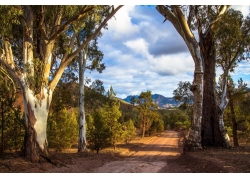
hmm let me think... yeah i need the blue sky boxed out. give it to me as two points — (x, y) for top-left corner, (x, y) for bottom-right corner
(8, 2), (249, 99)
(83, 4), (250, 99)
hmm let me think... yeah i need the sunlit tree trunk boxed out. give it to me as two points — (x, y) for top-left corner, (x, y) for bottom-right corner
(0, 5), (122, 162)
(156, 5), (204, 149)
(78, 48), (88, 152)
(22, 86), (52, 162)
(156, 5), (231, 149)
(217, 76), (231, 147)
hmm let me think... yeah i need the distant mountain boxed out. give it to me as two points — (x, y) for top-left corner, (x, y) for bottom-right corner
(122, 94), (180, 109)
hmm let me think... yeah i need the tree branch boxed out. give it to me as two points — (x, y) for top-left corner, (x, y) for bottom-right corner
(49, 5), (123, 91)
(203, 5), (231, 38)
(49, 5), (95, 41)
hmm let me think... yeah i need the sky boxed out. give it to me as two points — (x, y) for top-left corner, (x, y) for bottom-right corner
(6, 2), (250, 99)
(82, 4), (250, 99)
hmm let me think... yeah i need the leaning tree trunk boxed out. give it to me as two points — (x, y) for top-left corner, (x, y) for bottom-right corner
(78, 49), (87, 152)
(156, 5), (204, 149)
(217, 76), (231, 147)
(22, 85), (53, 162)
(200, 32), (230, 147)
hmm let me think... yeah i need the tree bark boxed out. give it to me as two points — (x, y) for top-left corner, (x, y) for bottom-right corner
(217, 76), (231, 147)
(200, 31), (230, 147)
(187, 69), (203, 149)
(22, 86), (52, 162)
(78, 49), (87, 153)
(0, 5), (123, 162)
(156, 5), (231, 149)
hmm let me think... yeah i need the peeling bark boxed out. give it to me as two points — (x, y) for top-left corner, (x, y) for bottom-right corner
(22, 86), (52, 162)
(0, 5), (122, 162)
(156, 5), (204, 149)
(218, 76), (231, 147)
(156, 5), (231, 149)
(187, 70), (203, 149)
(78, 49), (87, 152)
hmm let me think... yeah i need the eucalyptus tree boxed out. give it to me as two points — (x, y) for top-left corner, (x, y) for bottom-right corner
(135, 90), (158, 138)
(173, 81), (193, 110)
(214, 9), (250, 147)
(77, 39), (104, 152)
(156, 5), (231, 148)
(0, 5), (122, 162)
(74, 9), (107, 152)
(227, 78), (248, 146)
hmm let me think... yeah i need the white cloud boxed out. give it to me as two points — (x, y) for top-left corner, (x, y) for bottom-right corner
(124, 38), (148, 55)
(106, 5), (140, 40)
(87, 5), (250, 99)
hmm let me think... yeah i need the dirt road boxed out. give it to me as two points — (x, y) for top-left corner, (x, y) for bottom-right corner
(94, 130), (181, 173)
(46, 130), (182, 173)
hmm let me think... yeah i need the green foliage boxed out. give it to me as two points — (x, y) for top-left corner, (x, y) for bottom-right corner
(101, 87), (123, 149)
(86, 87), (125, 152)
(149, 117), (164, 136)
(47, 108), (78, 151)
(162, 110), (191, 130)
(85, 79), (107, 112)
(123, 119), (136, 144)
(173, 81), (193, 107)
(24, 58), (45, 94)
(0, 6), (22, 38)
(225, 126), (233, 137)
(134, 90), (158, 137)
(0, 107), (24, 153)
(214, 8), (249, 71)
(86, 111), (110, 153)
(0, 68), (24, 154)
(223, 78), (250, 143)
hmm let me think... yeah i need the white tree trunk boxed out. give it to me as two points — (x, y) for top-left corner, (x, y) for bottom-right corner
(218, 76), (231, 147)
(78, 49), (87, 152)
(21, 78), (53, 162)
(156, 5), (204, 149)
(186, 47), (203, 150)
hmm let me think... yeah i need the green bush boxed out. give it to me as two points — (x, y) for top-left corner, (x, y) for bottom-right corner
(86, 111), (110, 153)
(123, 119), (136, 143)
(47, 108), (78, 151)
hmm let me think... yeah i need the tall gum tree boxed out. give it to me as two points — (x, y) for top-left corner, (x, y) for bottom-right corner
(156, 5), (231, 148)
(77, 42), (104, 152)
(0, 5), (123, 162)
(214, 9), (250, 147)
(76, 18), (105, 152)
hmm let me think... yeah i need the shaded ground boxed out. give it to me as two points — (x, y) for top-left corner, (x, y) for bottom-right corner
(0, 130), (250, 173)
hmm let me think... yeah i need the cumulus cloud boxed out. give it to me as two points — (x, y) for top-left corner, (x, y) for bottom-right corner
(105, 5), (140, 40)
(148, 53), (194, 76)
(124, 38), (149, 55)
(86, 5), (250, 98)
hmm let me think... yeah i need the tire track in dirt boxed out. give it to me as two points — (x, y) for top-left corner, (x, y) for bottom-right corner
(93, 130), (181, 173)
